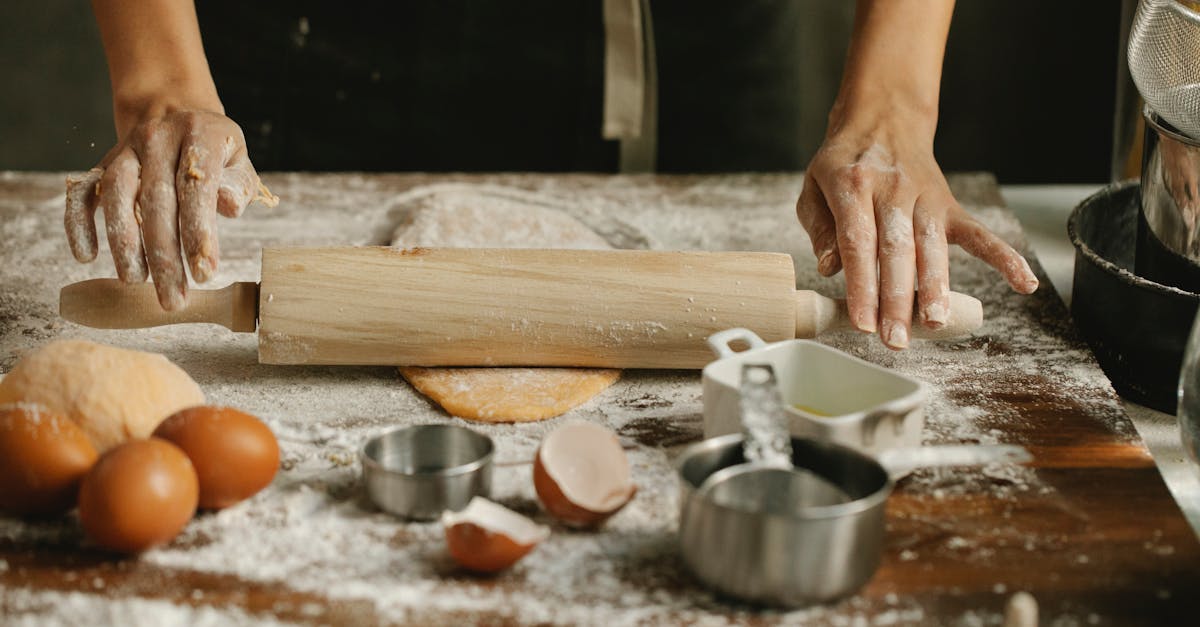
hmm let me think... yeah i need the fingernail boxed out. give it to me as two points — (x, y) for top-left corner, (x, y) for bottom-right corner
(922, 302), (948, 328)
(856, 306), (878, 334)
(161, 288), (186, 312)
(1016, 258), (1039, 293)
(883, 320), (909, 349)
(817, 249), (835, 274)
(191, 255), (214, 283)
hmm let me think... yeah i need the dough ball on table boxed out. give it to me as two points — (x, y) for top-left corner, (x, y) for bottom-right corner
(0, 340), (204, 452)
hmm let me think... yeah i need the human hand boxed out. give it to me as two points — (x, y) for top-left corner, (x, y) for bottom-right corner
(797, 119), (1038, 350)
(65, 110), (277, 311)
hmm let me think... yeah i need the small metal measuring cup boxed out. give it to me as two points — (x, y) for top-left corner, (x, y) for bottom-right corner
(676, 434), (1031, 606)
(361, 424), (494, 520)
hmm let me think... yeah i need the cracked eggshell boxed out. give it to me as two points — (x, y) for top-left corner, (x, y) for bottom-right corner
(442, 497), (550, 573)
(532, 420), (637, 528)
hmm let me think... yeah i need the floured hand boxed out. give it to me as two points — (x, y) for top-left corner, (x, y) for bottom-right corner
(65, 110), (277, 311)
(797, 122), (1038, 350)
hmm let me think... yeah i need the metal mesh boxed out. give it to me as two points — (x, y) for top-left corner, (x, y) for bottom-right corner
(1129, 0), (1200, 139)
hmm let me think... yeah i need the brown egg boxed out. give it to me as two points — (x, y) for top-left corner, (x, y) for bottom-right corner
(0, 403), (99, 516)
(153, 405), (279, 509)
(78, 438), (198, 553)
(442, 497), (549, 573)
(533, 421), (636, 528)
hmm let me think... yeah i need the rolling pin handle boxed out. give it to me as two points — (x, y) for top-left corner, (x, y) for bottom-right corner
(794, 289), (984, 340)
(58, 279), (259, 332)
(794, 290), (840, 338)
(934, 292), (985, 340)
(706, 328), (767, 359)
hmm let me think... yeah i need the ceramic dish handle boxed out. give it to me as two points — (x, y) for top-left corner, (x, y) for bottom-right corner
(706, 328), (768, 359)
(878, 444), (1032, 479)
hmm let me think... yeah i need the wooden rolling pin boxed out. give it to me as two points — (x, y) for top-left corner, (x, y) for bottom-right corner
(59, 247), (983, 368)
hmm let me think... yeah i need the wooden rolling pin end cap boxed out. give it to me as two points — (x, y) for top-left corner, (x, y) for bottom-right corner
(794, 290), (840, 338)
(920, 292), (983, 340)
(794, 290), (984, 340)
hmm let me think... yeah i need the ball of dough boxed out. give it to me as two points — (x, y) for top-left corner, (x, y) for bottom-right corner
(0, 340), (205, 452)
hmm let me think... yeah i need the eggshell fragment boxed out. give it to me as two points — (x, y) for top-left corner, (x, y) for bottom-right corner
(443, 497), (550, 573)
(78, 438), (199, 553)
(153, 405), (280, 510)
(533, 420), (636, 528)
(0, 403), (98, 516)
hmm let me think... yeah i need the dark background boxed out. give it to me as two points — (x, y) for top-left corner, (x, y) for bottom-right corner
(0, 1), (1124, 183)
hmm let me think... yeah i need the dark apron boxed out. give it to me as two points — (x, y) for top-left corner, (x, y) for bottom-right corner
(197, 1), (832, 173)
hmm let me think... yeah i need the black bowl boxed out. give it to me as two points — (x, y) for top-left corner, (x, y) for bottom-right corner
(1068, 182), (1200, 412)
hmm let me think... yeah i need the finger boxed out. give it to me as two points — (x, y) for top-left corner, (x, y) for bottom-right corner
(177, 139), (225, 283)
(914, 204), (950, 329)
(134, 127), (187, 310)
(796, 175), (843, 276)
(827, 181), (879, 333)
(98, 149), (147, 282)
(948, 216), (1039, 294)
(64, 168), (103, 262)
(218, 152), (261, 218)
(876, 203), (916, 350)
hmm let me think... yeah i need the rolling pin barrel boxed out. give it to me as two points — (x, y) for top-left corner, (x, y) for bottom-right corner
(257, 248), (983, 368)
(258, 248), (801, 368)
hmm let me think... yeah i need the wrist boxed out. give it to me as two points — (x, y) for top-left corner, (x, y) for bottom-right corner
(112, 80), (223, 139)
(826, 89), (939, 145)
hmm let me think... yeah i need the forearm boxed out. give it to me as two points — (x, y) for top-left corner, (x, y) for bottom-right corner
(91, 0), (222, 138)
(830, 0), (955, 138)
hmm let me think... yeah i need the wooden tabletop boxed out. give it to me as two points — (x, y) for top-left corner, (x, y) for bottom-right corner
(0, 172), (1197, 625)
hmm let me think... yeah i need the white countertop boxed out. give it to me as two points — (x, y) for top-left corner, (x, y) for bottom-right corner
(1002, 184), (1200, 538)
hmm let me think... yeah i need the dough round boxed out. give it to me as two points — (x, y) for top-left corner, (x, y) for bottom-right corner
(390, 192), (612, 250)
(391, 185), (621, 423)
(400, 367), (621, 423)
(0, 340), (205, 452)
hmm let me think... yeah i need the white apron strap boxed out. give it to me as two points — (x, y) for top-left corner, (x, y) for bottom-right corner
(603, 0), (658, 172)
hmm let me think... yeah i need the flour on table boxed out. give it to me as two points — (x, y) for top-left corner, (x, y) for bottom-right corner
(390, 185), (624, 423)
(0, 173), (1154, 625)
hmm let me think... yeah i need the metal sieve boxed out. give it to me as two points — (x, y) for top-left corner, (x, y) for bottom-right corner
(1129, 0), (1200, 140)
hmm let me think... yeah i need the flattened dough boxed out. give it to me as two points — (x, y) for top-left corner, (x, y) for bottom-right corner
(391, 187), (621, 423)
(398, 367), (622, 423)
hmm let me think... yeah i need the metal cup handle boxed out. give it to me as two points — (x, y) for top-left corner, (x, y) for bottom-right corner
(878, 444), (1032, 479)
(706, 328), (767, 359)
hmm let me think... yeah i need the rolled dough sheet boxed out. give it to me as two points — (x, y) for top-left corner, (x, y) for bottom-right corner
(390, 186), (622, 423)
(398, 367), (622, 423)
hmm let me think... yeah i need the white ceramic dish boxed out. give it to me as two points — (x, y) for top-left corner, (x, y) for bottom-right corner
(701, 328), (928, 456)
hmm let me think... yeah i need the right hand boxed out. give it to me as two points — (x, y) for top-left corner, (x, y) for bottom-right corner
(65, 109), (276, 311)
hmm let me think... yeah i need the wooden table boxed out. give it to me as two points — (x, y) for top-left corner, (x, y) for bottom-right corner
(1, 172), (1197, 625)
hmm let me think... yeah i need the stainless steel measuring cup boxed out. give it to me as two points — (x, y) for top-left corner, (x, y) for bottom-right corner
(676, 434), (1031, 606)
(361, 424), (494, 520)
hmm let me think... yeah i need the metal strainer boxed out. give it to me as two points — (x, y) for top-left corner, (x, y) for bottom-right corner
(1129, 0), (1200, 140)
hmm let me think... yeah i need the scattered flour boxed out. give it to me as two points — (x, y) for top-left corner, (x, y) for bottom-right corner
(0, 172), (1154, 624)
